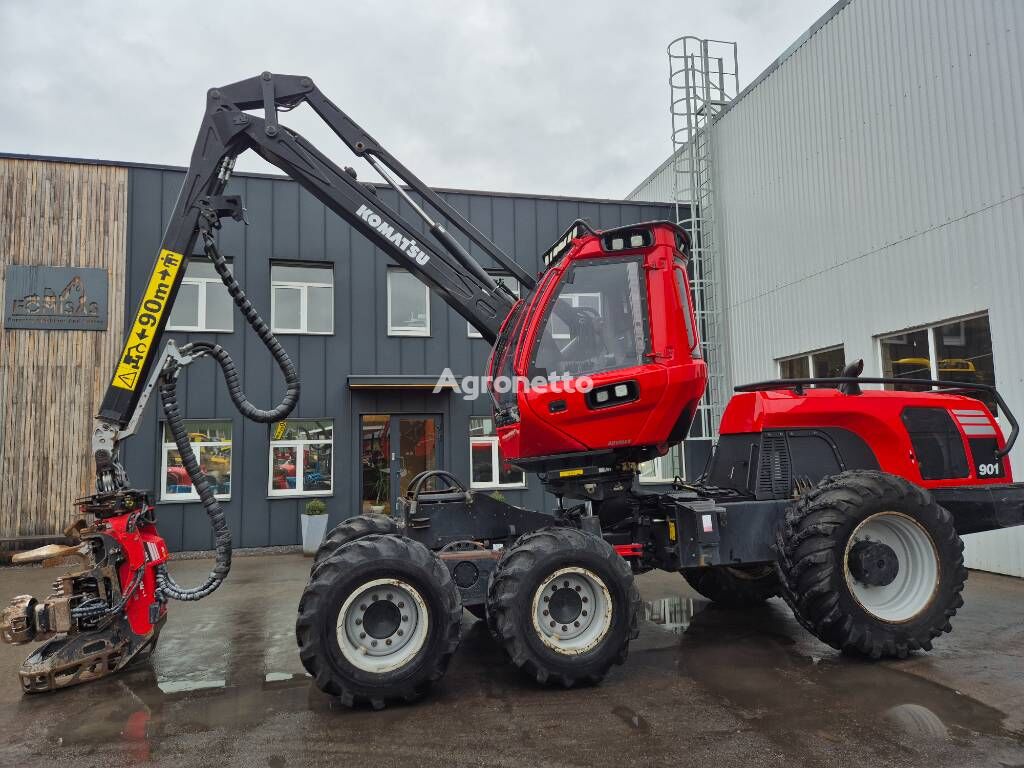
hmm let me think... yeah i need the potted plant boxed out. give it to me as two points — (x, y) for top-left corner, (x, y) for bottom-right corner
(369, 463), (389, 514)
(301, 499), (329, 556)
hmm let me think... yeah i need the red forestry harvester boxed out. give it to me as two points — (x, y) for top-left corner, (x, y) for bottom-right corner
(3, 74), (1022, 706)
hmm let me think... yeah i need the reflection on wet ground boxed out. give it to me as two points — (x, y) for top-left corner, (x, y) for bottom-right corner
(0, 555), (1022, 768)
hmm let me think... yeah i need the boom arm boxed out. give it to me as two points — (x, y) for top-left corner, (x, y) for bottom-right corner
(94, 72), (532, 484)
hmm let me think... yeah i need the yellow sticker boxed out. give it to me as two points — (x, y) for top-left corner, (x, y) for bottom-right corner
(558, 468), (584, 478)
(273, 421), (288, 440)
(667, 520), (677, 542)
(111, 249), (185, 391)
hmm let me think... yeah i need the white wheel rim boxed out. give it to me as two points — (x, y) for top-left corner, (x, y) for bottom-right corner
(844, 512), (940, 623)
(531, 567), (613, 655)
(336, 578), (429, 673)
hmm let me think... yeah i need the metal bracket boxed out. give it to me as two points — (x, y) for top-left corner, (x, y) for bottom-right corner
(92, 341), (198, 491)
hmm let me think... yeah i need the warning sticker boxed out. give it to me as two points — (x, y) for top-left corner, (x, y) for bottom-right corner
(111, 249), (184, 391)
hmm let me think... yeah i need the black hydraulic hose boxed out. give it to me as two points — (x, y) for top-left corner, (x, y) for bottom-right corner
(154, 231), (300, 601)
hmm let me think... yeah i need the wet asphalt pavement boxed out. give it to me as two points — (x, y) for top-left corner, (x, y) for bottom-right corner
(0, 554), (1022, 768)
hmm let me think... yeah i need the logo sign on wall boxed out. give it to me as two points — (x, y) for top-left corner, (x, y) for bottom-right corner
(4, 266), (108, 331)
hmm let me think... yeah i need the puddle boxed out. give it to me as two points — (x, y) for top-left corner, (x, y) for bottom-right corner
(638, 594), (1022, 751)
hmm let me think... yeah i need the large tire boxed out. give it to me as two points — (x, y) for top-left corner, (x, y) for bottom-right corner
(777, 470), (966, 659)
(682, 565), (780, 607)
(486, 527), (640, 687)
(296, 534), (462, 708)
(311, 514), (398, 573)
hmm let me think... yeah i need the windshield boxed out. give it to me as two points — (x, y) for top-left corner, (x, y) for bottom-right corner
(530, 257), (649, 378)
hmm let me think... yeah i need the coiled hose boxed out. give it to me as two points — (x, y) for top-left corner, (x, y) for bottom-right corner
(154, 231), (300, 601)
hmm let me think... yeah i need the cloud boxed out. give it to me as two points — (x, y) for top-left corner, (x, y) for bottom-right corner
(0, 0), (834, 198)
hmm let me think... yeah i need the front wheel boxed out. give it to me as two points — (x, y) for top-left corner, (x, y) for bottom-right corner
(296, 534), (462, 708)
(487, 527), (640, 687)
(777, 470), (966, 659)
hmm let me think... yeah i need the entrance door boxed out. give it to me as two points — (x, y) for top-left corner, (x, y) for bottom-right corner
(359, 414), (442, 515)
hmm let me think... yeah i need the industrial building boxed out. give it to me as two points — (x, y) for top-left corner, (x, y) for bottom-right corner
(0, 154), (675, 551)
(629, 0), (1024, 576)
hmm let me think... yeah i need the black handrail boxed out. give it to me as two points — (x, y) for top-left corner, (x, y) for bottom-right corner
(733, 376), (1018, 459)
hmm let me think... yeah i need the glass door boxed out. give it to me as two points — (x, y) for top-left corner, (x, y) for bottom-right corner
(360, 414), (442, 516)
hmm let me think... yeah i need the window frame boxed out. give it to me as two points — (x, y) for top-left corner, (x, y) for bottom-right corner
(638, 444), (684, 484)
(551, 292), (603, 340)
(469, 417), (526, 490)
(270, 263), (334, 335)
(268, 420), (335, 498)
(166, 261), (234, 333)
(876, 312), (995, 400)
(387, 268), (431, 337)
(468, 275), (520, 338)
(777, 345), (845, 384)
(159, 420), (233, 503)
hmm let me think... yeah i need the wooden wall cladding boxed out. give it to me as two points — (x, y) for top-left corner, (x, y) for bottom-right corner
(0, 158), (127, 537)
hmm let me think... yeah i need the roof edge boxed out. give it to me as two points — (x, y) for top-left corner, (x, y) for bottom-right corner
(0, 151), (671, 208)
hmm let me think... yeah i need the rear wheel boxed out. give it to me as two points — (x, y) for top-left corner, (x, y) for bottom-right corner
(296, 534), (462, 708)
(311, 514), (398, 573)
(487, 527), (640, 687)
(682, 565), (780, 607)
(777, 470), (965, 659)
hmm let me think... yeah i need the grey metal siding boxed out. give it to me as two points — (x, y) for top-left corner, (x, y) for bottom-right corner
(124, 167), (673, 551)
(710, 0), (1024, 574)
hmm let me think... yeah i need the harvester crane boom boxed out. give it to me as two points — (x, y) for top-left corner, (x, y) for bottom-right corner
(93, 72), (528, 491)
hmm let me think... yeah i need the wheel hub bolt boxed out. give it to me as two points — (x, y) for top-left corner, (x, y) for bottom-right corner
(359, 604), (367, 611)
(582, 610), (588, 617)
(561, 625), (568, 631)
(582, 597), (588, 603)
(543, 609), (549, 616)
(397, 629), (404, 636)
(386, 639), (392, 646)
(359, 632), (366, 639)
(355, 618), (362, 625)
(386, 593), (393, 600)
(574, 621), (580, 627)
(371, 640), (377, 647)
(398, 602), (405, 608)
(549, 621), (556, 628)
(403, 615), (409, 622)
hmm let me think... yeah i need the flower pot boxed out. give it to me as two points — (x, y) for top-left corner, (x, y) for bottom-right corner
(301, 513), (329, 556)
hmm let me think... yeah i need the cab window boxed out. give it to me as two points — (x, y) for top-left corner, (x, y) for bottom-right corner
(530, 257), (649, 378)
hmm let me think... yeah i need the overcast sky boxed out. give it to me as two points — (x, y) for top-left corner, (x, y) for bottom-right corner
(0, 1), (833, 199)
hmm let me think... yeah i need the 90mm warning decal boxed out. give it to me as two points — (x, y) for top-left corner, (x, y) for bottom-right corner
(111, 249), (184, 391)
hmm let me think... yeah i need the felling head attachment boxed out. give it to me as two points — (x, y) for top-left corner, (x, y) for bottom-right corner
(0, 491), (169, 692)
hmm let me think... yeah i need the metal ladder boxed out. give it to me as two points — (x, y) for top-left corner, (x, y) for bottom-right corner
(667, 36), (738, 438)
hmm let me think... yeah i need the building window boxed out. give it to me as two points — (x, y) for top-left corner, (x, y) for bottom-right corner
(161, 420), (232, 501)
(166, 260), (234, 332)
(388, 269), (430, 336)
(469, 417), (525, 489)
(778, 346), (846, 386)
(271, 263), (334, 334)
(269, 419), (334, 496)
(639, 444), (684, 484)
(552, 292), (603, 340)
(879, 313), (996, 412)
(468, 276), (520, 338)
